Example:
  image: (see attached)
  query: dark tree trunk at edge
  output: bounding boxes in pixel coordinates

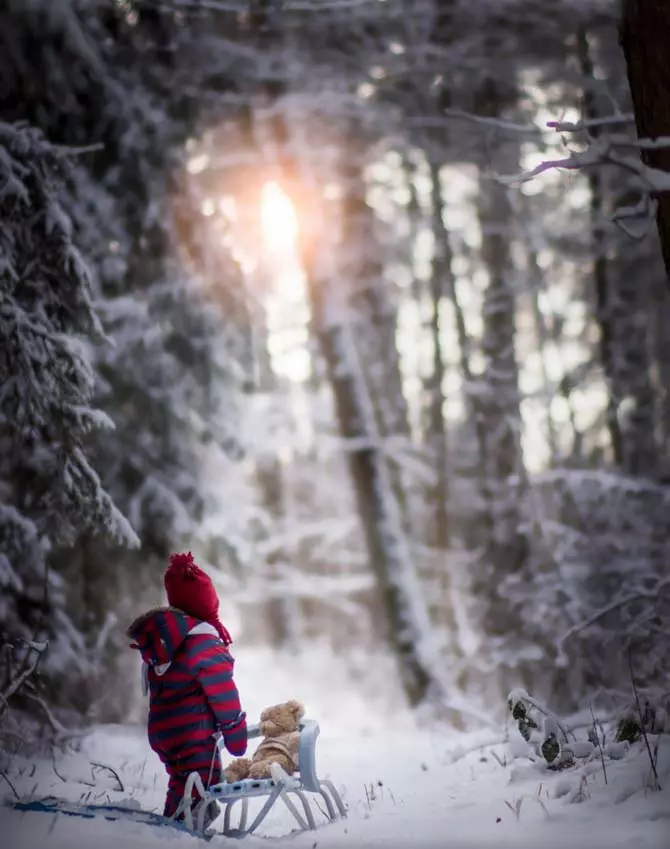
[620,0,670,287]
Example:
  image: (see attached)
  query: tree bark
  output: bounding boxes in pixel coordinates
[339,162,415,505]
[577,28,625,466]
[581,26,658,475]
[246,0,444,711]
[620,0,670,286]
[470,79,528,645]
[298,201,443,708]
[426,163,451,553]
[253,301,301,650]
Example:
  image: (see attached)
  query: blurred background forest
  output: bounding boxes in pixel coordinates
[1,0,669,734]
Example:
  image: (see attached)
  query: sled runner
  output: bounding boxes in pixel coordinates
[176,717,347,838]
[11,796,198,836]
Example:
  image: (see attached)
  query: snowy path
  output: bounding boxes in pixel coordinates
[1,648,668,849]
[3,720,668,849]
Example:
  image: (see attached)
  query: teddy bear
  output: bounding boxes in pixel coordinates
[223,699,305,783]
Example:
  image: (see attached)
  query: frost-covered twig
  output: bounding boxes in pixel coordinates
[559,577,670,648]
[93,612,118,663]
[51,749,68,783]
[51,142,105,156]
[443,108,543,136]
[23,684,67,736]
[0,768,19,799]
[91,761,124,792]
[628,649,661,791]
[589,704,608,785]
[501,128,670,195]
[546,115,635,133]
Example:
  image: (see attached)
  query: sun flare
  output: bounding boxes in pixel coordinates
[260,180,299,254]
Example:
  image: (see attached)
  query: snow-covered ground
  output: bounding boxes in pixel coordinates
[2,644,668,849]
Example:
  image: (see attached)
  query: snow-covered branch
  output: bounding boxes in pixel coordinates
[0,640,49,720]
[501,122,670,195]
[558,577,670,648]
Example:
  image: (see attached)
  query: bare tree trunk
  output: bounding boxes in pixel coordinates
[527,254,560,464]
[252,284,300,649]
[339,162,418,543]
[256,453,300,649]
[421,161,464,658]
[512,193,560,464]
[340,164,413,437]
[650,275,670,456]
[577,29,624,466]
[580,27,658,475]
[620,0,670,286]
[245,1,443,711]
[298,201,443,708]
[426,163,450,553]
[470,80,528,651]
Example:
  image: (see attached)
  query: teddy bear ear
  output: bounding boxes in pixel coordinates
[260,707,274,724]
[289,700,305,718]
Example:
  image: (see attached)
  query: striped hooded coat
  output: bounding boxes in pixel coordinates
[128,606,248,777]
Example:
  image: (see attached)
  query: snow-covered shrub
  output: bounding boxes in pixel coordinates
[507,689,631,771]
[518,469,670,708]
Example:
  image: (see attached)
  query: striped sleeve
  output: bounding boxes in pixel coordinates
[187,636,248,756]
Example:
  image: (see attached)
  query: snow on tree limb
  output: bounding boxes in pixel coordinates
[501,122,670,194]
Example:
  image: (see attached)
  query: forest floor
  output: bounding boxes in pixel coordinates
[1,645,668,849]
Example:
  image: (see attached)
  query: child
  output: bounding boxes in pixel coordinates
[127,551,247,823]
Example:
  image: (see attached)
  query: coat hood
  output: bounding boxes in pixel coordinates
[127,606,203,666]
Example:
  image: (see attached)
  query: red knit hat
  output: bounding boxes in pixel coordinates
[164,552,232,645]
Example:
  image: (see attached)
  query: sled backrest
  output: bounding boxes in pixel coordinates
[219,717,322,791]
[297,719,321,792]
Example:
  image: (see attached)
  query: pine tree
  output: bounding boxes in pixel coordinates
[0,121,137,706]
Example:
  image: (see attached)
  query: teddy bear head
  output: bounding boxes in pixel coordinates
[259,699,305,737]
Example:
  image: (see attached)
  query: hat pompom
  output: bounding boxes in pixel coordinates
[168,551,197,575]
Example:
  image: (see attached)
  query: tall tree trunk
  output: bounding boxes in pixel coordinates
[256,451,301,649]
[426,163,450,553]
[650,274,670,456]
[340,164,413,435]
[339,161,418,543]
[245,0,443,711]
[470,80,528,655]
[577,29,625,466]
[527,253,560,465]
[422,160,463,656]
[620,0,670,287]
[512,193,561,464]
[580,27,658,475]
[256,348,301,649]
[297,197,444,708]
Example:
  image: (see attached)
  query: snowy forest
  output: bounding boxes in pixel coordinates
[1,0,669,748]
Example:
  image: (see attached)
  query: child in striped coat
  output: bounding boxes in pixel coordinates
[128,552,248,821]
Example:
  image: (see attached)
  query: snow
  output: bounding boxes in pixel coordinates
[2,645,668,849]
